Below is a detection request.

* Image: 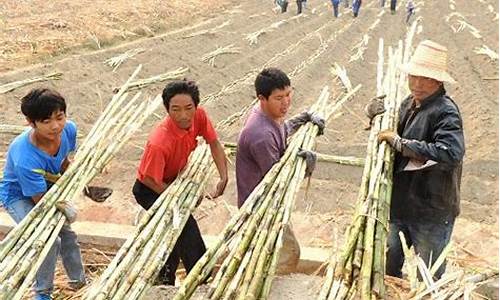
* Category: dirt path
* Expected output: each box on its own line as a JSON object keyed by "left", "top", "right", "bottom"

{"left": 0, "top": 0, "right": 498, "bottom": 290}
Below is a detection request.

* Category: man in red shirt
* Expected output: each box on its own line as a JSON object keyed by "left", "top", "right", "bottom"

{"left": 132, "top": 80, "right": 228, "bottom": 285}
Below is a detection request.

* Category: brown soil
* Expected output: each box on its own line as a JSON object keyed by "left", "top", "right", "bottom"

{"left": 0, "top": 0, "right": 498, "bottom": 298}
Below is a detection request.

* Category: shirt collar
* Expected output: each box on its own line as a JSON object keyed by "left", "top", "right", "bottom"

{"left": 411, "top": 85, "right": 446, "bottom": 110}
{"left": 164, "top": 117, "right": 193, "bottom": 138}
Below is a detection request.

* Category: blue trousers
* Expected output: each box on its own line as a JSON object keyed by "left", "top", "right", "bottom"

{"left": 386, "top": 218, "right": 455, "bottom": 279}
{"left": 5, "top": 199, "right": 86, "bottom": 296}
{"left": 352, "top": 0, "right": 362, "bottom": 17}
{"left": 331, "top": 0, "right": 340, "bottom": 17}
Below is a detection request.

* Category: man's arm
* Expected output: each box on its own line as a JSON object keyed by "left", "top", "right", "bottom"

{"left": 209, "top": 139, "right": 228, "bottom": 198}
{"left": 379, "top": 108, "right": 465, "bottom": 165}
{"left": 61, "top": 157, "right": 71, "bottom": 173}
{"left": 141, "top": 176, "right": 169, "bottom": 195}
{"left": 403, "top": 109, "right": 465, "bottom": 165}
{"left": 32, "top": 193, "right": 44, "bottom": 204}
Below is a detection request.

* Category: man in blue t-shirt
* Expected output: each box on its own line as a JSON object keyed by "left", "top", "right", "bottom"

{"left": 0, "top": 88, "right": 86, "bottom": 300}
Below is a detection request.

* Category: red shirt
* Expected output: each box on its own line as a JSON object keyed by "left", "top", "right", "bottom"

{"left": 137, "top": 107, "right": 217, "bottom": 185}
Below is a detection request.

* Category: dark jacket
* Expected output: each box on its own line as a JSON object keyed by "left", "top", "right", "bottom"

{"left": 391, "top": 87, "right": 465, "bottom": 223}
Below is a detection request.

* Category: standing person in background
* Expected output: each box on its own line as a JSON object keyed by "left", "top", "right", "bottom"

{"left": 276, "top": 0, "right": 288, "bottom": 13}
{"left": 344, "top": 0, "right": 349, "bottom": 8}
{"left": 296, "top": 0, "right": 303, "bottom": 14}
{"left": 0, "top": 89, "right": 86, "bottom": 300}
{"left": 331, "top": 0, "right": 341, "bottom": 17}
{"left": 132, "top": 80, "right": 228, "bottom": 285}
{"left": 391, "top": 0, "right": 397, "bottom": 14}
{"left": 406, "top": 0, "right": 415, "bottom": 24}
{"left": 352, "top": 0, "right": 362, "bottom": 17}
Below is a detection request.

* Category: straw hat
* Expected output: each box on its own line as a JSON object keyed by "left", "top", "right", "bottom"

{"left": 400, "top": 40, "right": 456, "bottom": 83}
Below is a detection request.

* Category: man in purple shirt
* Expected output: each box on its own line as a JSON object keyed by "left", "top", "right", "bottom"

{"left": 235, "top": 67, "right": 324, "bottom": 273}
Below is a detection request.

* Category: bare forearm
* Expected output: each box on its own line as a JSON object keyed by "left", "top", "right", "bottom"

{"left": 61, "top": 157, "right": 71, "bottom": 173}
{"left": 32, "top": 194, "right": 43, "bottom": 204}
{"left": 141, "top": 176, "right": 168, "bottom": 195}
{"left": 210, "top": 140, "right": 228, "bottom": 182}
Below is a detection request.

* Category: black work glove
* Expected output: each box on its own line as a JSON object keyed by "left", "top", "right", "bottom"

{"left": 84, "top": 186, "right": 113, "bottom": 203}
{"left": 364, "top": 94, "right": 386, "bottom": 129}
{"left": 297, "top": 149, "right": 317, "bottom": 177}
{"left": 286, "top": 111, "right": 326, "bottom": 136}
{"left": 309, "top": 113, "right": 325, "bottom": 135}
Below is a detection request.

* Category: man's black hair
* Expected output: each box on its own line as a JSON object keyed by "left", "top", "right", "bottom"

{"left": 254, "top": 68, "right": 291, "bottom": 99}
{"left": 162, "top": 79, "right": 200, "bottom": 111}
{"left": 21, "top": 88, "right": 67, "bottom": 122}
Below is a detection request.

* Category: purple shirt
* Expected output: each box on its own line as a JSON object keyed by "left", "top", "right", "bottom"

{"left": 236, "top": 105, "right": 287, "bottom": 207}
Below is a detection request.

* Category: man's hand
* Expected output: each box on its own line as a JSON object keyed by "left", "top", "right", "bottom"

{"left": 210, "top": 177, "right": 228, "bottom": 199}
{"left": 55, "top": 200, "right": 78, "bottom": 223}
{"left": 286, "top": 111, "right": 326, "bottom": 136}
{"left": 364, "top": 95, "right": 386, "bottom": 129}
{"left": 377, "top": 130, "right": 397, "bottom": 145}
{"left": 310, "top": 113, "right": 326, "bottom": 136}
{"left": 297, "top": 149, "right": 317, "bottom": 177}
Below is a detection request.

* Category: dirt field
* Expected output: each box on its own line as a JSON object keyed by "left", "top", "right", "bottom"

{"left": 0, "top": 0, "right": 498, "bottom": 298}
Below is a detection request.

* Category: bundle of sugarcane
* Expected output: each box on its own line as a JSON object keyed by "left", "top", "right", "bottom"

{"left": 173, "top": 83, "right": 361, "bottom": 300}
{"left": 201, "top": 44, "right": 241, "bottom": 67}
{"left": 473, "top": 45, "right": 499, "bottom": 61}
{"left": 0, "top": 124, "right": 29, "bottom": 135}
{"left": 114, "top": 67, "right": 189, "bottom": 92}
{"left": 84, "top": 143, "right": 216, "bottom": 300}
{"left": 223, "top": 142, "right": 364, "bottom": 167}
{"left": 399, "top": 236, "right": 499, "bottom": 300}
{"left": 0, "top": 65, "right": 161, "bottom": 300}
{"left": 0, "top": 72, "right": 63, "bottom": 94}
{"left": 318, "top": 22, "right": 418, "bottom": 300}
{"left": 182, "top": 21, "right": 231, "bottom": 39}
{"left": 104, "top": 48, "right": 146, "bottom": 72}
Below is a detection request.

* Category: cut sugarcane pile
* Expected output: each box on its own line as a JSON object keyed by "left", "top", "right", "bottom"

{"left": 0, "top": 72, "right": 62, "bottom": 94}
{"left": 183, "top": 21, "right": 231, "bottom": 39}
{"left": 318, "top": 22, "right": 418, "bottom": 300}
{"left": 0, "top": 124, "right": 29, "bottom": 135}
{"left": 473, "top": 45, "right": 499, "bottom": 61}
{"left": 173, "top": 83, "right": 361, "bottom": 300}
{"left": 114, "top": 67, "right": 189, "bottom": 92}
{"left": 223, "top": 142, "right": 364, "bottom": 167}
{"left": 84, "top": 144, "right": 216, "bottom": 300}
{"left": 399, "top": 237, "right": 499, "bottom": 299}
{"left": 0, "top": 65, "right": 161, "bottom": 300}
{"left": 104, "top": 48, "right": 146, "bottom": 72}
{"left": 201, "top": 45, "right": 241, "bottom": 67}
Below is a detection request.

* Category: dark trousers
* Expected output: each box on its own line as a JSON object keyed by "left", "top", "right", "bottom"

{"left": 296, "top": 0, "right": 303, "bottom": 14}
{"left": 352, "top": 0, "right": 362, "bottom": 17}
{"left": 132, "top": 179, "right": 206, "bottom": 285}
{"left": 390, "top": 0, "right": 397, "bottom": 11}
{"left": 386, "top": 218, "right": 454, "bottom": 280}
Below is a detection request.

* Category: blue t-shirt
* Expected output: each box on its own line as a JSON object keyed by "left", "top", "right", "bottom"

{"left": 0, "top": 121, "right": 77, "bottom": 207}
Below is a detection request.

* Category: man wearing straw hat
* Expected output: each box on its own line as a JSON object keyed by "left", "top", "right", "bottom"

{"left": 376, "top": 40, "right": 465, "bottom": 279}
